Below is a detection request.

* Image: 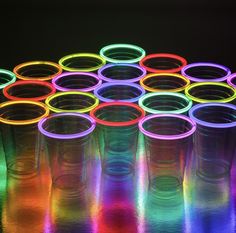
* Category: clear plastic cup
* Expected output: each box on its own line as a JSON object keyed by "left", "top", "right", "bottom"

{"left": 189, "top": 103, "right": 236, "bottom": 180}
{"left": 0, "top": 100, "right": 49, "bottom": 178}
{"left": 139, "top": 114, "right": 196, "bottom": 193}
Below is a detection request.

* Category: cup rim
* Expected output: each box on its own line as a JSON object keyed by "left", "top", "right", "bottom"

{"left": 0, "top": 100, "right": 49, "bottom": 125}
{"left": 99, "top": 43, "right": 146, "bottom": 63}
{"left": 52, "top": 71, "right": 102, "bottom": 92}
{"left": 0, "top": 69, "right": 16, "bottom": 89}
{"left": 185, "top": 82, "right": 236, "bottom": 103}
{"left": 189, "top": 103, "right": 236, "bottom": 128}
{"left": 3, "top": 80, "right": 56, "bottom": 101}
{"left": 227, "top": 73, "right": 236, "bottom": 88}
{"left": 181, "top": 62, "right": 231, "bottom": 82}
{"left": 58, "top": 53, "right": 106, "bottom": 72}
{"left": 45, "top": 91, "right": 99, "bottom": 113}
{"left": 138, "top": 92, "right": 192, "bottom": 114}
{"left": 98, "top": 63, "right": 146, "bottom": 83}
{"left": 140, "top": 73, "right": 190, "bottom": 92}
{"left": 90, "top": 102, "right": 145, "bottom": 127}
{"left": 38, "top": 113, "right": 96, "bottom": 139}
{"left": 139, "top": 114, "right": 196, "bottom": 140}
{"left": 139, "top": 53, "right": 187, "bottom": 73}
{"left": 94, "top": 82, "right": 145, "bottom": 103}
{"left": 13, "top": 61, "right": 62, "bottom": 81}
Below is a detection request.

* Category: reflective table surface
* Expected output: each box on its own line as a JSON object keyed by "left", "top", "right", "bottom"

{"left": 0, "top": 135, "right": 236, "bottom": 233}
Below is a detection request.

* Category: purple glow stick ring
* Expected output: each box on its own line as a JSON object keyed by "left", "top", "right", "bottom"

{"left": 38, "top": 113, "right": 96, "bottom": 139}
{"left": 139, "top": 114, "right": 196, "bottom": 140}
{"left": 94, "top": 82, "right": 145, "bottom": 103}
{"left": 52, "top": 72, "right": 102, "bottom": 92}
{"left": 98, "top": 63, "right": 146, "bottom": 83}
{"left": 181, "top": 62, "right": 231, "bottom": 82}
{"left": 227, "top": 73, "right": 236, "bottom": 89}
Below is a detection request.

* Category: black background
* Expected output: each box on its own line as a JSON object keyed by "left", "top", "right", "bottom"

{"left": 0, "top": 0, "right": 235, "bottom": 71}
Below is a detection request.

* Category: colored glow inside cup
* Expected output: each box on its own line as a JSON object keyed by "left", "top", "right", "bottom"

{"left": 13, "top": 61, "right": 62, "bottom": 81}
{"left": 59, "top": 53, "right": 106, "bottom": 72}
{"left": 140, "top": 53, "right": 187, "bottom": 73}
{"left": 185, "top": 82, "right": 236, "bottom": 103}
{"left": 38, "top": 113, "right": 96, "bottom": 140}
{"left": 94, "top": 82, "right": 145, "bottom": 103}
{"left": 138, "top": 92, "right": 192, "bottom": 114}
{"left": 0, "top": 100, "right": 49, "bottom": 125}
{"left": 189, "top": 103, "right": 236, "bottom": 129}
{"left": 90, "top": 102, "right": 145, "bottom": 127}
{"left": 3, "top": 80, "right": 56, "bottom": 101}
{"left": 45, "top": 91, "right": 99, "bottom": 113}
{"left": 140, "top": 73, "right": 190, "bottom": 92}
{"left": 0, "top": 69, "right": 16, "bottom": 89}
{"left": 52, "top": 72, "right": 102, "bottom": 92}
{"left": 139, "top": 114, "right": 196, "bottom": 140}
{"left": 99, "top": 44, "right": 145, "bottom": 63}
{"left": 98, "top": 63, "right": 146, "bottom": 83}
{"left": 227, "top": 73, "right": 236, "bottom": 88}
{"left": 181, "top": 62, "right": 231, "bottom": 82}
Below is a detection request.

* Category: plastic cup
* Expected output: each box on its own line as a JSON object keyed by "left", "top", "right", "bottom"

{"left": 227, "top": 73, "right": 236, "bottom": 88}
{"left": 99, "top": 44, "right": 146, "bottom": 63}
{"left": 181, "top": 62, "right": 231, "bottom": 82}
{"left": 94, "top": 82, "right": 145, "bottom": 103}
{"left": 38, "top": 113, "right": 96, "bottom": 193}
{"left": 138, "top": 92, "right": 192, "bottom": 114}
{"left": 90, "top": 102, "right": 145, "bottom": 178}
{"left": 140, "top": 73, "right": 190, "bottom": 93}
{"left": 59, "top": 53, "right": 106, "bottom": 72}
{"left": 3, "top": 80, "right": 56, "bottom": 101}
{"left": 189, "top": 103, "right": 236, "bottom": 180}
{"left": 13, "top": 61, "right": 62, "bottom": 81}
{"left": 98, "top": 63, "right": 146, "bottom": 83}
{"left": 185, "top": 82, "right": 236, "bottom": 104}
{"left": 45, "top": 91, "right": 99, "bottom": 113}
{"left": 139, "top": 53, "right": 187, "bottom": 73}
{"left": 0, "top": 101, "right": 49, "bottom": 178}
{"left": 139, "top": 114, "right": 196, "bottom": 193}
{"left": 52, "top": 72, "right": 102, "bottom": 92}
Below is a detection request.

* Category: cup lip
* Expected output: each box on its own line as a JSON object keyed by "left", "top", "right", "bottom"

{"left": 0, "top": 100, "right": 49, "bottom": 125}
{"left": 58, "top": 53, "right": 106, "bottom": 72}
{"left": 139, "top": 114, "right": 196, "bottom": 140}
{"left": 45, "top": 91, "right": 99, "bottom": 113}
{"left": 52, "top": 72, "right": 102, "bottom": 92}
{"left": 181, "top": 62, "right": 231, "bottom": 82}
{"left": 3, "top": 80, "right": 56, "bottom": 101}
{"left": 38, "top": 112, "right": 96, "bottom": 139}
{"left": 185, "top": 82, "right": 236, "bottom": 103}
{"left": 13, "top": 61, "right": 63, "bottom": 81}
{"left": 138, "top": 92, "right": 192, "bottom": 114}
{"left": 139, "top": 53, "right": 187, "bottom": 73}
{"left": 94, "top": 82, "right": 145, "bottom": 103}
{"left": 0, "top": 69, "right": 16, "bottom": 89}
{"left": 98, "top": 63, "right": 147, "bottom": 83}
{"left": 227, "top": 73, "right": 236, "bottom": 88}
{"left": 99, "top": 43, "right": 146, "bottom": 63}
{"left": 90, "top": 102, "right": 145, "bottom": 127}
{"left": 140, "top": 73, "right": 190, "bottom": 92}
{"left": 189, "top": 103, "right": 236, "bottom": 128}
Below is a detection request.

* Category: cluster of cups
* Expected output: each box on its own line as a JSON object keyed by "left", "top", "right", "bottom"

{"left": 0, "top": 43, "right": 236, "bottom": 194}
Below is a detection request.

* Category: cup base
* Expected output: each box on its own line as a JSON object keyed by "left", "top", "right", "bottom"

{"left": 53, "top": 174, "right": 86, "bottom": 193}
{"left": 197, "top": 159, "right": 230, "bottom": 180}
{"left": 7, "top": 159, "right": 37, "bottom": 179}
{"left": 150, "top": 176, "right": 182, "bottom": 199}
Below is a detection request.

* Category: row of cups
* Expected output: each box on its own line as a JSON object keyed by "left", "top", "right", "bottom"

{"left": 0, "top": 43, "right": 236, "bottom": 195}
